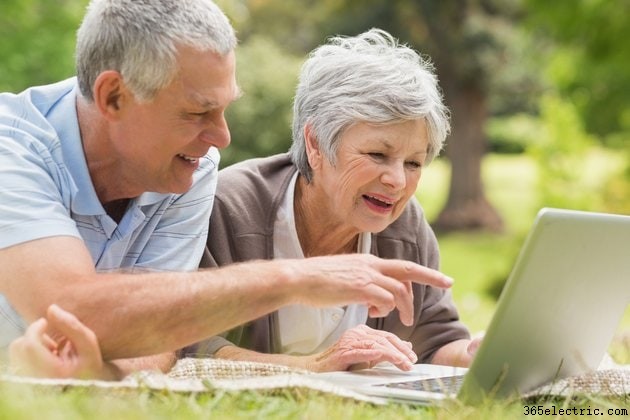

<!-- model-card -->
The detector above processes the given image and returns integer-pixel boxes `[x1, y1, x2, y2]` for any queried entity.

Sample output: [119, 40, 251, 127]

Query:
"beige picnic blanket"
[524, 354, 630, 398]
[0, 358, 384, 404]
[1, 357, 629, 403]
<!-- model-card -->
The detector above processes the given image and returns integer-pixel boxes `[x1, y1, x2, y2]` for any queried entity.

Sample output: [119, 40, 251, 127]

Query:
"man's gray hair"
[76, 0, 237, 102]
[290, 28, 450, 182]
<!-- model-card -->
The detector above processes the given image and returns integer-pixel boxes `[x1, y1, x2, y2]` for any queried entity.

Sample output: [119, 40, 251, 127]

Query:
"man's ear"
[92, 71, 130, 121]
[304, 123, 322, 171]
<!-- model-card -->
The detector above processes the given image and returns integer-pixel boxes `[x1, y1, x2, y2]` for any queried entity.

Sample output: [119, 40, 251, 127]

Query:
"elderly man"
[0, 0, 453, 379]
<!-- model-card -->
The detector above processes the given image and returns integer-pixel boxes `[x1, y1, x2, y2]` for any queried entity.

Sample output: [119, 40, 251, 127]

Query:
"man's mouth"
[177, 154, 199, 163]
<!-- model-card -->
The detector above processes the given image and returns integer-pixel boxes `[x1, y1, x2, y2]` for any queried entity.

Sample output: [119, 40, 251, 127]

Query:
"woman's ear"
[304, 124, 322, 171]
[92, 70, 130, 121]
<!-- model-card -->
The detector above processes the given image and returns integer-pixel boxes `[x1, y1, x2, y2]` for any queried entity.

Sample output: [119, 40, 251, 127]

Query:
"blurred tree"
[0, 0, 86, 92]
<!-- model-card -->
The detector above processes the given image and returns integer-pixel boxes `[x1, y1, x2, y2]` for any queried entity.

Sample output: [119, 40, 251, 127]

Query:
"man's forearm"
[60, 261, 294, 360]
[47, 254, 447, 361]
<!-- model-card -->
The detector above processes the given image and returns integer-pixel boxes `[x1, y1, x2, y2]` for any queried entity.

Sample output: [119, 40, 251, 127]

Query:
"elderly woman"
[193, 29, 475, 371]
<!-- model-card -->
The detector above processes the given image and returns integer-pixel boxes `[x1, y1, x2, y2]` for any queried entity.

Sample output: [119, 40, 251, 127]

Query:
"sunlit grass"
[1, 379, 628, 419]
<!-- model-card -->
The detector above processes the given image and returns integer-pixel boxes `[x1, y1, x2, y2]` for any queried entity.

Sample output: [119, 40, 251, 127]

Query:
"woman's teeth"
[363, 194, 394, 208]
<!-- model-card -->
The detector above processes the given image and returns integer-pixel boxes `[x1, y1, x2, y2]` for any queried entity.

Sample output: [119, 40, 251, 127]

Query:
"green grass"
[1, 152, 628, 419]
[1, 381, 628, 419]
[1, 380, 628, 419]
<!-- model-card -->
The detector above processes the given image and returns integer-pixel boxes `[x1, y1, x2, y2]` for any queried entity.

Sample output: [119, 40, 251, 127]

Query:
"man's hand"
[307, 325, 418, 372]
[287, 254, 454, 326]
[9, 304, 105, 379]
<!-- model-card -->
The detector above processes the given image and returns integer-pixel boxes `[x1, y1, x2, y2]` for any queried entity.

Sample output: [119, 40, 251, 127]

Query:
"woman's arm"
[215, 324, 418, 372]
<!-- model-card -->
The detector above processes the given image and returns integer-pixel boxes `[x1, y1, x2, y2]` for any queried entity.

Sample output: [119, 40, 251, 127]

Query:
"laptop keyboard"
[381, 375, 466, 394]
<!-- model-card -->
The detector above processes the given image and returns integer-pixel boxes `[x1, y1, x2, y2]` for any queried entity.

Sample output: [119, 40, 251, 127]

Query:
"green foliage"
[224, 0, 331, 53]
[485, 113, 542, 154]
[525, 0, 630, 140]
[527, 94, 601, 210]
[601, 149, 630, 215]
[220, 36, 303, 168]
[0, 0, 86, 92]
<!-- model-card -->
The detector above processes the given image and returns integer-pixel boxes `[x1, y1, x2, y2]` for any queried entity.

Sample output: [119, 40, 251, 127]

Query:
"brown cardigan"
[191, 153, 469, 363]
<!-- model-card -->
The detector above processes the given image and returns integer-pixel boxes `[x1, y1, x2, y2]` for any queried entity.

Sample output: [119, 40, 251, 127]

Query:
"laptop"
[313, 208, 630, 404]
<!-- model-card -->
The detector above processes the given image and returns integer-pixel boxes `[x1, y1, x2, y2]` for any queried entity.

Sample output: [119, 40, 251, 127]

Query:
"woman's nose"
[380, 163, 406, 190]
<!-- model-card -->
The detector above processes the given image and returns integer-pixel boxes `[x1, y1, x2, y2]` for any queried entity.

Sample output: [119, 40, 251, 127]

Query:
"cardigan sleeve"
[412, 215, 470, 362]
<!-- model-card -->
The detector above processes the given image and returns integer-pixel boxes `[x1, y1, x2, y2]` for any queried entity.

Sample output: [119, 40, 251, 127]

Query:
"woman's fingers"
[356, 325, 418, 363]
[315, 325, 417, 372]
[377, 258, 454, 289]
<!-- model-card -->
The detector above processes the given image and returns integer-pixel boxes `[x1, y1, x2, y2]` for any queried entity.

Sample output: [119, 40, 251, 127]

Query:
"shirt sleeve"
[0, 132, 81, 250]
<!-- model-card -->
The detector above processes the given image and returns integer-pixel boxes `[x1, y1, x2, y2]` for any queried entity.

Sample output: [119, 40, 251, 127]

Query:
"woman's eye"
[368, 152, 385, 159]
[405, 161, 422, 169]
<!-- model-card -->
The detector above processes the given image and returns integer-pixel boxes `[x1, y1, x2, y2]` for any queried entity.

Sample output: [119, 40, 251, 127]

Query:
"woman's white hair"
[76, 0, 237, 102]
[290, 28, 450, 182]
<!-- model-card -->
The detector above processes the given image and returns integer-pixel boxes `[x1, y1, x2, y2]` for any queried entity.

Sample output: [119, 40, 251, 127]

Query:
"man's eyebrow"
[188, 93, 218, 109]
[188, 86, 243, 109]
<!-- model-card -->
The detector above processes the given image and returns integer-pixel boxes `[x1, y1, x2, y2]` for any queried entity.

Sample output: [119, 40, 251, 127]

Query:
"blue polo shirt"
[0, 78, 218, 347]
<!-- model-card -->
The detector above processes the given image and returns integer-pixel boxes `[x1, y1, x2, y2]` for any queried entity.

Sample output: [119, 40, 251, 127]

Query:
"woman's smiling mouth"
[362, 194, 395, 213]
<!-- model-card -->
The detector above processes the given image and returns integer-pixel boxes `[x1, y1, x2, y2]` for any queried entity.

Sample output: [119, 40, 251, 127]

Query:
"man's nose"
[200, 115, 231, 149]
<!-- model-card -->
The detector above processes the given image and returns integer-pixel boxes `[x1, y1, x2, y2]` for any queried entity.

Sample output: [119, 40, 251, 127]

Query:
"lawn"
[0, 152, 628, 419]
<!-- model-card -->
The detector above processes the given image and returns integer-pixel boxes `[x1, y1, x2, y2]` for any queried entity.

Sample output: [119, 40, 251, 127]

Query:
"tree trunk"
[433, 83, 504, 233]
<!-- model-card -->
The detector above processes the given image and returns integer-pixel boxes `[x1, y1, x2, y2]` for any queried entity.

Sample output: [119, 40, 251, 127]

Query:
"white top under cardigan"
[274, 172, 369, 355]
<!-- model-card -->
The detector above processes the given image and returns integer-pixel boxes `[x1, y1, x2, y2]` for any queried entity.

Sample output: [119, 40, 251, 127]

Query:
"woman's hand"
[307, 324, 418, 372]
[431, 332, 485, 367]
[9, 304, 105, 379]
